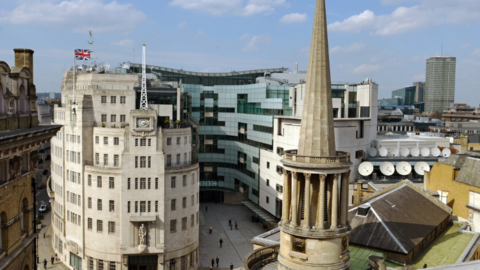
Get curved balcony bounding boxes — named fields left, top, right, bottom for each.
left=243, top=244, right=280, bottom=270
left=46, top=176, right=54, bottom=200
left=282, top=150, right=351, bottom=168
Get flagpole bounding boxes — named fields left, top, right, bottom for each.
left=73, top=48, right=76, bottom=104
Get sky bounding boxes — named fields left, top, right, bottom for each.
left=1, top=0, right=480, bottom=105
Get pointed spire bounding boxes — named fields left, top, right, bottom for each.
left=297, top=0, right=336, bottom=157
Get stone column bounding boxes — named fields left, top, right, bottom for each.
left=291, top=172, right=299, bottom=227
left=282, top=169, right=291, bottom=223
left=340, top=172, right=350, bottom=227
left=316, top=174, right=326, bottom=229
left=302, top=173, right=311, bottom=229
left=330, top=174, right=339, bottom=229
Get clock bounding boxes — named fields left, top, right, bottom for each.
left=136, top=118, right=151, bottom=128
left=292, top=236, right=306, bottom=253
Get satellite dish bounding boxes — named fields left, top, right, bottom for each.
left=421, top=147, right=430, bottom=157
left=379, top=147, right=388, bottom=157
left=358, top=162, right=374, bottom=177
left=431, top=147, right=441, bottom=157
left=368, top=147, right=378, bottom=157
left=400, top=147, right=410, bottom=157
left=414, top=162, right=430, bottom=176
left=380, top=161, right=395, bottom=176
left=396, top=161, right=412, bottom=176
left=411, top=147, right=420, bottom=157
left=442, top=148, right=451, bottom=157
left=391, top=148, right=399, bottom=157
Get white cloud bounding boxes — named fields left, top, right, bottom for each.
left=329, top=0, right=480, bottom=36
left=194, top=30, right=206, bottom=39
left=330, top=42, right=366, bottom=54
left=178, top=22, right=188, bottom=29
left=1, top=0, right=146, bottom=33
left=460, top=43, right=471, bottom=49
left=242, top=35, right=270, bottom=52
left=280, top=13, right=307, bottom=24
left=353, top=64, right=382, bottom=75
left=472, top=48, right=480, bottom=57
left=169, top=0, right=286, bottom=16
left=239, top=33, right=250, bottom=41
left=112, top=39, right=134, bottom=47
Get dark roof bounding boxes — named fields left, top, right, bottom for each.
left=348, top=181, right=451, bottom=254
left=455, top=157, right=480, bottom=188
left=0, top=125, right=61, bottom=141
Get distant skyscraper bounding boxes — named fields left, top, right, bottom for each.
left=413, top=82, right=425, bottom=103
left=425, top=56, right=456, bottom=113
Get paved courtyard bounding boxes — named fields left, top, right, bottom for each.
left=198, top=202, right=267, bottom=269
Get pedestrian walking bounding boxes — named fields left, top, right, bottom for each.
left=211, top=258, right=215, bottom=267
left=51, top=255, right=54, bottom=265
left=235, top=221, right=238, bottom=230
left=209, top=226, right=213, bottom=234
left=205, top=205, right=208, bottom=212
left=216, top=257, right=220, bottom=268
left=230, top=262, right=234, bottom=270
left=219, top=238, right=223, bottom=248
left=55, top=253, right=58, bottom=261
left=228, top=219, right=231, bottom=226
left=43, top=259, right=47, bottom=269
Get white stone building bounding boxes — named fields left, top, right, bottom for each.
left=48, top=70, right=199, bottom=270
left=259, top=80, right=378, bottom=217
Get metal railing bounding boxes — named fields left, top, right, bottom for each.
left=283, top=150, right=350, bottom=165
left=243, top=244, right=280, bottom=270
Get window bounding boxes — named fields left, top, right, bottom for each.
left=266, top=179, right=270, bottom=187
left=128, top=201, right=130, bottom=213
left=184, top=136, right=187, bottom=144
left=104, top=154, right=108, bottom=166
left=88, top=197, right=92, bottom=209
left=191, top=214, right=194, bottom=227
left=171, top=199, right=176, bottom=211
left=114, top=137, right=119, bottom=145
left=89, top=257, right=94, bottom=270
left=88, top=175, right=92, bottom=186
left=167, top=138, right=172, bottom=145
left=177, top=137, right=181, bottom=145
left=109, top=262, right=116, bottom=270
left=95, top=153, right=99, bottom=165
left=97, top=220, right=103, bottom=232
left=103, top=137, right=108, bottom=145
left=111, top=115, right=116, bottom=122
left=101, top=114, right=107, bottom=122
left=127, top=178, right=131, bottom=189
left=101, top=96, right=106, bottom=103
left=108, top=177, right=114, bottom=189
left=140, top=156, right=146, bottom=168
left=171, top=177, right=176, bottom=188
left=88, top=218, right=92, bottom=230
left=148, top=201, right=151, bottom=212
left=120, top=115, right=126, bottom=122
left=148, top=139, right=151, bottom=146
left=97, top=176, right=102, bottom=187
left=77, top=152, right=80, bottom=164
left=139, top=138, right=146, bottom=146
left=148, top=178, right=151, bottom=189
left=155, top=201, right=158, bottom=212
left=140, top=201, right=146, bottom=213
left=109, top=200, right=114, bottom=212
left=182, top=217, right=187, bottom=230
left=98, top=260, right=104, bottom=270
left=114, top=155, right=119, bottom=167
left=155, top=178, right=158, bottom=189
left=266, top=196, right=269, bottom=204
left=97, top=199, right=102, bottom=210
left=170, top=219, right=177, bottom=232
left=108, top=221, right=115, bottom=233
left=120, top=96, right=126, bottom=104
left=135, top=178, right=138, bottom=189
left=267, top=162, right=270, bottom=169
left=95, top=136, right=99, bottom=144
left=183, top=175, right=187, bottom=186
left=276, top=184, right=283, bottom=193
left=191, top=174, right=195, bottom=185
left=176, top=154, right=180, bottom=165
left=135, top=201, right=138, bottom=213
left=191, top=195, right=194, bottom=206
left=148, top=156, right=151, bottom=168
left=140, top=178, right=146, bottom=189
left=111, top=96, right=116, bottom=103
left=135, top=156, right=138, bottom=168
left=166, top=155, right=171, bottom=166
left=182, top=197, right=187, bottom=208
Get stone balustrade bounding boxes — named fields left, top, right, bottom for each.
left=282, top=150, right=350, bottom=166
left=243, top=244, right=280, bottom=270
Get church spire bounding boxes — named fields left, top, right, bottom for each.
left=297, top=0, right=335, bottom=157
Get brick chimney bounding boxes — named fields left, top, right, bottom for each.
left=14, top=48, right=34, bottom=83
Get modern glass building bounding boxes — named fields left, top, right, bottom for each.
left=425, top=56, right=456, bottom=113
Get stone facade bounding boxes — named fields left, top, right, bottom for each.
left=50, top=70, right=199, bottom=270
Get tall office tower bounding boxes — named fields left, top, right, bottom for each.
left=413, top=82, right=425, bottom=103
left=49, top=71, right=199, bottom=270
left=425, top=56, right=456, bottom=113
left=278, top=0, right=352, bottom=269
left=0, top=49, right=60, bottom=270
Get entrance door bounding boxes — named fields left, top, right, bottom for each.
left=128, top=255, right=157, bottom=270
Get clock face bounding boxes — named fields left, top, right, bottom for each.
left=292, top=236, right=306, bottom=253
left=137, top=118, right=150, bottom=128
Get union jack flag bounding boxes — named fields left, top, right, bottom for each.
left=75, top=49, right=90, bottom=60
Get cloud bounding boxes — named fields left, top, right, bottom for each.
left=178, top=22, right=188, bottom=28
left=1, top=0, right=146, bottom=33
left=460, top=43, right=471, bottom=49
left=472, top=48, right=480, bottom=57
left=280, top=13, right=307, bottom=24
left=329, top=0, right=480, bottom=36
left=353, top=64, right=382, bottom=75
left=242, top=35, right=270, bottom=52
left=330, top=42, right=366, bottom=54
left=194, top=30, right=206, bottom=39
left=112, top=39, right=134, bottom=47
left=169, top=0, right=286, bottom=16
left=239, top=33, right=250, bottom=41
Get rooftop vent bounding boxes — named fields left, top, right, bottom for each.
left=357, top=204, right=371, bottom=216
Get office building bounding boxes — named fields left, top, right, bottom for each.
left=413, top=82, right=425, bottom=103
left=49, top=70, right=199, bottom=270
left=0, top=49, right=60, bottom=270
left=425, top=56, right=456, bottom=113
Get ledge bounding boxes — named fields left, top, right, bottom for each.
left=289, top=251, right=308, bottom=260
left=129, top=215, right=157, bottom=222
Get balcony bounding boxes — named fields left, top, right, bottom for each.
left=282, top=150, right=351, bottom=168
left=46, top=176, right=54, bottom=200
left=243, top=244, right=280, bottom=270
left=165, top=159, right=198, bottom=170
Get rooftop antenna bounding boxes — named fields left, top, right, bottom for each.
left=88, top=30, right=93, bottom=68
left=140, top=44, right=148, bottom=110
